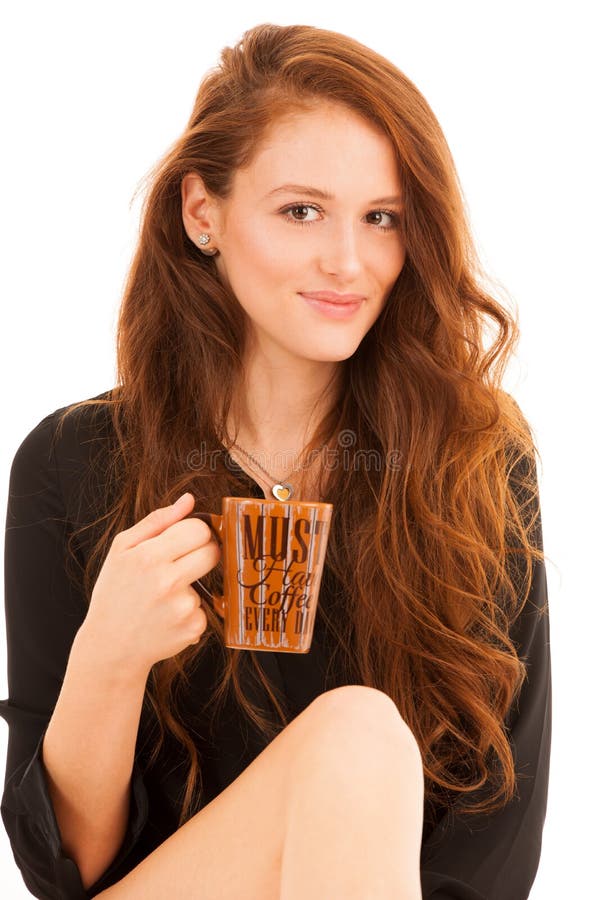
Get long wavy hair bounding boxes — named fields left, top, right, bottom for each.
left=55, top=23, right=545, bottom=829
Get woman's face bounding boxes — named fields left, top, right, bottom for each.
left=184, top=102, right=407, bottom=364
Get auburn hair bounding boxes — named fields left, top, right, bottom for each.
left=55, top=23, right=545, bottom=829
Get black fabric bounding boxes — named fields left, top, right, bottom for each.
left=1, top=392, right=551, bottom=899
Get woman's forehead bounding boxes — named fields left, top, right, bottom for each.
left=230, top=105, right=401, bottom=199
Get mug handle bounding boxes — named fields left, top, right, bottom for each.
left=193, top=512, right=225, bottom=618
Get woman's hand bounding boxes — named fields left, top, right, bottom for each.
left=80, top=492, right=220, bottom=677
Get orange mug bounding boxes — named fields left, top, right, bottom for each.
left=192, top=496, right=333, bottom=653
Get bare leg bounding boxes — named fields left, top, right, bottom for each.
left=279, top=685, right=423, bottom=900
left=94, top=686, right=423, bottom=900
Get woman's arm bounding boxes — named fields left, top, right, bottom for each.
left=2, top=400, right=213, bottom=898
left=420, top=557, right=551, bottom=899
left=419, top=451, right=551, bottom=899
left=41, top=625, right=149, bottom=889
left=1, top=407, right=150, bottom=900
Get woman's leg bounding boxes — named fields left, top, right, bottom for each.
left=94, top=685, right=424, bottom=900
left=279, top=686, right=424, bottom=899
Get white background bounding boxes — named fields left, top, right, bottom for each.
left=1, top=1, right=597, bottom=896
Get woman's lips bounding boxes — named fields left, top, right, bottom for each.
left=299, top=292, right=364, bottom=319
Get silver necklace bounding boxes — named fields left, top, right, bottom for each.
left=231, top=442, right=296, bottom=501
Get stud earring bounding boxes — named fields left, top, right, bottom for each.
left=197, top=233, right=219, bottom=256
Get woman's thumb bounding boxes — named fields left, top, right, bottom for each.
left=117, top=492, right=195, bottom=549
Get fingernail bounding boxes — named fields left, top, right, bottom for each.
left=173, top=492, right=192, bottom=508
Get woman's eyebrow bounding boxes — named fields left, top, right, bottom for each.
left=266, top=183, right=403, bottom=206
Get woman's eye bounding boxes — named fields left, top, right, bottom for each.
left=366, top=210, right=397, bottom=229
left=280, top=203, right=398, bottom=230
left=281, top=204, right=321, bottom=224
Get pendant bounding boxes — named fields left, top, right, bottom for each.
left=272, top=483, right=293, bottom=501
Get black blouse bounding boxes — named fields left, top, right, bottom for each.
left=0, top=393, right=551, bottom=900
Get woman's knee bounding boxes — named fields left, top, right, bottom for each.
left=300, top=685, right=423, bottom=772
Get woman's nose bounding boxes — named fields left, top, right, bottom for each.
left=318, top=222, right=363, bottom=280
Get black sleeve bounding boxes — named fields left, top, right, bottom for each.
left=420, top=455, right=551, bottom=899
left=0, top=410, right=149, bottom=900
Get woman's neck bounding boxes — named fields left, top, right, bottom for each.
left=223, top=348, right=342, bottom=500
left=227, top=351, right=342, bottom=455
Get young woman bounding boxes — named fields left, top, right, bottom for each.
left=0, top=22, right=550, bottom=900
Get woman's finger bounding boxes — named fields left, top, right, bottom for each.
left=115, top=493, right=196, bottom=550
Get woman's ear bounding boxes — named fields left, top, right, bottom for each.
left=180, top=172, right=222, bottom=245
